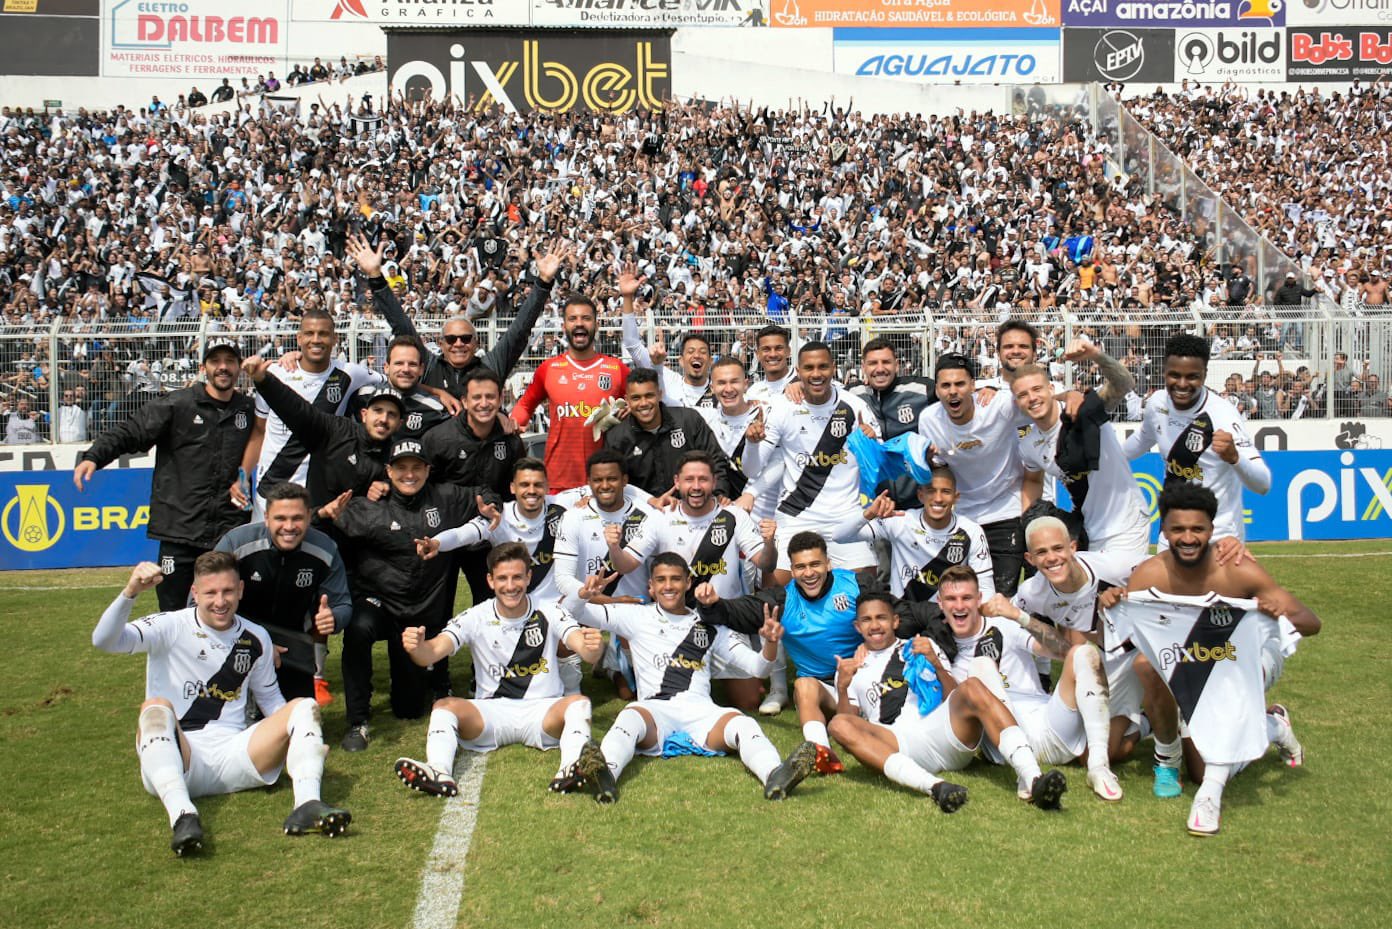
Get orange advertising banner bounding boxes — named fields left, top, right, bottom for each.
left=768, top=0, right=1060, bottom=28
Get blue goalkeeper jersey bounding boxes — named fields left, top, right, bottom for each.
left=781, top=568, right=863, bottom=682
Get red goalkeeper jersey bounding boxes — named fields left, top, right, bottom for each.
left=511, top=352, right=628, bottom=491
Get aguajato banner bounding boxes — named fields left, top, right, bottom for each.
left=833, top=26, right=1061, bottom=81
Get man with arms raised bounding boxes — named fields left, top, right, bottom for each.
left=391, top=542, right=606, bottom=797
left=565, top=554, right=817, bottom=804
left=92, top=553, right=350, bottom=856
left=1116, top=484, right=1317, bottom=835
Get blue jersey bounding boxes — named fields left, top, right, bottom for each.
left=780, top=569, right=862, bottom=682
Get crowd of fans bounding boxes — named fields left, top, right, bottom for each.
left=2, top=80, right=1390, bottom=443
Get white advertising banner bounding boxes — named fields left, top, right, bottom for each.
left=102, top=0, right=288, bottom=78
left=833, top=27, right=1061, bottom=83
left=366, top=0, right=531, bottom=25
left=530, top=0, right=767, bottom=27
left=1174, top=26, right=1284, bottom=80
left=1287, top=0, right=1392, bottom=26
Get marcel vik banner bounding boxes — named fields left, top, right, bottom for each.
left=387, top=29, right=670, bottom=114
left=768, top=0, right=1059, bottom=29
left=1, top=469, right=156, bottom=571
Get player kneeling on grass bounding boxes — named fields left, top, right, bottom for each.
left=393, top=542, right=606, bottom=797
left=564, top=553, right=818, bottom=804
left=93, top=553, right=350, bottom=857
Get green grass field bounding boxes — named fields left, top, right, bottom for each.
left=3, top=542, right=1390, bottom=929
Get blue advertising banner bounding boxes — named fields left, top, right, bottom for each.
left=833, top=27, right=1062, bottom=82
left=0, top=468, right=157, bottom=570
left=1062, top=0, right=1285, bottom=28
left=1057, top=450, right=1392, bottom=543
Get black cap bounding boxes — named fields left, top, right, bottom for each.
left=203, top=337, right=242, bottom=361
left=362, top=386, right=407, bottom=416
left=388, top=438, right=426, bottom=463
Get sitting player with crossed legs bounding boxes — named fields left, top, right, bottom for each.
left=829, top=590, right=1069, bottom=813
left=393, top=543, right=606, bottom=797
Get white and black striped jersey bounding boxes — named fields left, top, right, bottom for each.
left=552, top=500, right=654, bottom=602
left=754, top=387, right=880, bottom=524
left=1012, top=550, right=1135, bottom=653
left=98, top=599, right=282, bottom=734
left=917, top=396, right=1024, bottom=526
left=854, top=511, right=994, bottom=602
left=434, top=501, right=569, bottom=605
left=698, top=405, right=764, bottom=503
left=253, top=360, right=382, bottom=501
left=440, top=598, right=581, bottom=700
left=624, top=504, right=766, bottom=600
left=949, top=616, right=1044, bottom=696
left=565, top=600, right=772, bottom=702
left=847, top=639, right=949, bottom=725
left=659, top=368, right=718, bottom=410
left=746, top=371, right=795, bottom=406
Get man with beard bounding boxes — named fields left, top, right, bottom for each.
left=352, top=335, right=451, bottom=441
left=510, top=284, right=627, bottom=490
left=850, top=337, right=935, bottom=509
left=75, top=338, right=255, bottom=611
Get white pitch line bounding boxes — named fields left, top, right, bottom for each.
left=1257, top=551, right=1392, bottom=558
left=0, top=584, right=117, bottom=591
left=411, top=751, right=488, bottom=929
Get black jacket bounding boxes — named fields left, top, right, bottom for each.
left=852, top=375, right=936, bottom=506
left=603, top=404, right=733, bottom=499
left=80, top=384, right=253, bottom=548
left=214, top=522, right=353, bottom=632
left=255, top=373, right=390, bottom=507
left=420, top=415, right=526, bottom=499
left=347, top=384, right=450, bottom=441
left=371, top=274, right=552, bottom=397
left=334, top=482, right=498, bottom=622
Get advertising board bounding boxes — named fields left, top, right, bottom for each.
left=833, top=26, right=1061, bottom=82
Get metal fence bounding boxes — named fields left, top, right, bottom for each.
left=5, top=304, right=1391, bottom=445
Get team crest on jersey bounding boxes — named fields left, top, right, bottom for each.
left=295, top=568, right=314, bottom=588
left=523, top=624, right=544, bottom=648
left=458, top=449, right=468, bottom=459
left=424, top=507, right=441, bottom=529
left=691, top=624, right=710, bottom=650
left=710, top=525, right=728, bottom=547
left=233, top=650, right=252, bottom=674
left=670, top=429, right=686, bottom=449
left=1208, top=603, right=1235, bottom=627
left=830, top=418, right=848, bottom=438
left=326, top=383, right=342, bottom=404
left=896, top=405, right=914, bottom=424
left=1185, top=431, right=1205, bottom=454
left=547, top=514, right=562, bottom=536
left=833, top=593, right=851, bottom=612
left=235, top=411, right=248, bottom=430
left=406, top=412, right=423, bottom=431
left=976, top=634, right=1002, bottom=662
left=599, top=374, right=612, bottom=391
left=160, top=556, right=175, bottom=575
left=945, top=539, right=966, bottom=563
left=494, top=443, right=507, bottom=460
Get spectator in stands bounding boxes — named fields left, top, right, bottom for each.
left=3, top=395, right=43, bottom=444
left=187, top=87, right=207, bottom=108
left=211, top=79, right=234, bottom=103
left=310, top=58, right=329, bottom=82
left=56, top=388, right=88, bottom=443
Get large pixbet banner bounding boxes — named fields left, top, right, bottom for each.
left=1062, top=0, right=1284, bottom=27
left=833, top=26, right=1062, bottom=81
left=387, top=29, right=670, bottom=113
left=767, top=0, right=1060, bottom=27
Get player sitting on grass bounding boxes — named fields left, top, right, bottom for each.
left=564, top=553, right=818, bottom=804
left=393, top=542, right=606, bottom=797
left=92, top=553, right=350, bottom=857
left=828, top=590, right=1067, bottom=813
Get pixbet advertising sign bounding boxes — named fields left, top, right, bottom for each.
left=1286, top=26, right=1392, bottom=78
left=1175, top=27, right=1284, bottom=79
left=1062, top=26, right=1175, bottom=80
left=1062, top=0, right=1283, bottom=27
left=833, top=27, right=1061, bottom=82
left=767, top=0, right=1060, bottom=29
left=387, top=30, right=671, bottom=113
left=102, top=0, right=287, bottom=78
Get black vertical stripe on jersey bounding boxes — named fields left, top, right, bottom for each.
left=695, top=390, right=719, bottom=410
left=778, top=401, right=856, bottom=517
left=490, top=611, right=549, bottom=699
left=905, top=527, right=971, bottom=601
left=1166, top=604, right=1246, bottom=725
left=528, top=504, right=567, bottom=592
left=876, top=649, right=910, bottom=725
left=602, top=511, right=650, bottom=596
left=973, top=626, right=1005, bottom=662
left=654, top=621, right=717, bottom=700
left=684, top=510, right=738, bottom=607
left=179, top=629, right=264, bottom=732
left=258, top=369, right=355, bottom=494
left=1163, top=412, right=1215, bottom=488
left=727, top=434, right=749, bottom=496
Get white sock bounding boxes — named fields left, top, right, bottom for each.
left=997, top=724, right=1042, bottom=786
left=599, top=707, right=646, bottom=779
left=425, top=708, right=460, bottom=775
left=558, top=654, right=583, bottom=696
left=1195, top=762, right=1231, bottom=804
left=884, top=752, right=942, bottom=794
left=314, top=641, right=328, bottom=678
left=1154, top=735, right=1182, bottom=768
left=1072, top=646, right=1113, bottom=772
left=723, top=714, right=780, bottom=785
left=801, top=720, right=829, bottom=748
left=768, top=644, right=788, bottom=699
left=285, top=699, right=326, bottom=807
left=968, top=656, right=1010, bottom=704
left=556, top=699, right=591, bottom=775
left=138, top=704, right=195, bottom=827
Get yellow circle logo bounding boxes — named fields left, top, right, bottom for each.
left=2, top=484, right=66, bottom=553
left=1134, top=472, right=1165, bottom=525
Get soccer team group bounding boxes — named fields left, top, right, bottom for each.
left=77, top=247, right=1322, bottom=857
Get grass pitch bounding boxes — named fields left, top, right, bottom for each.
left=2, top=542, right=1390, bottom=929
